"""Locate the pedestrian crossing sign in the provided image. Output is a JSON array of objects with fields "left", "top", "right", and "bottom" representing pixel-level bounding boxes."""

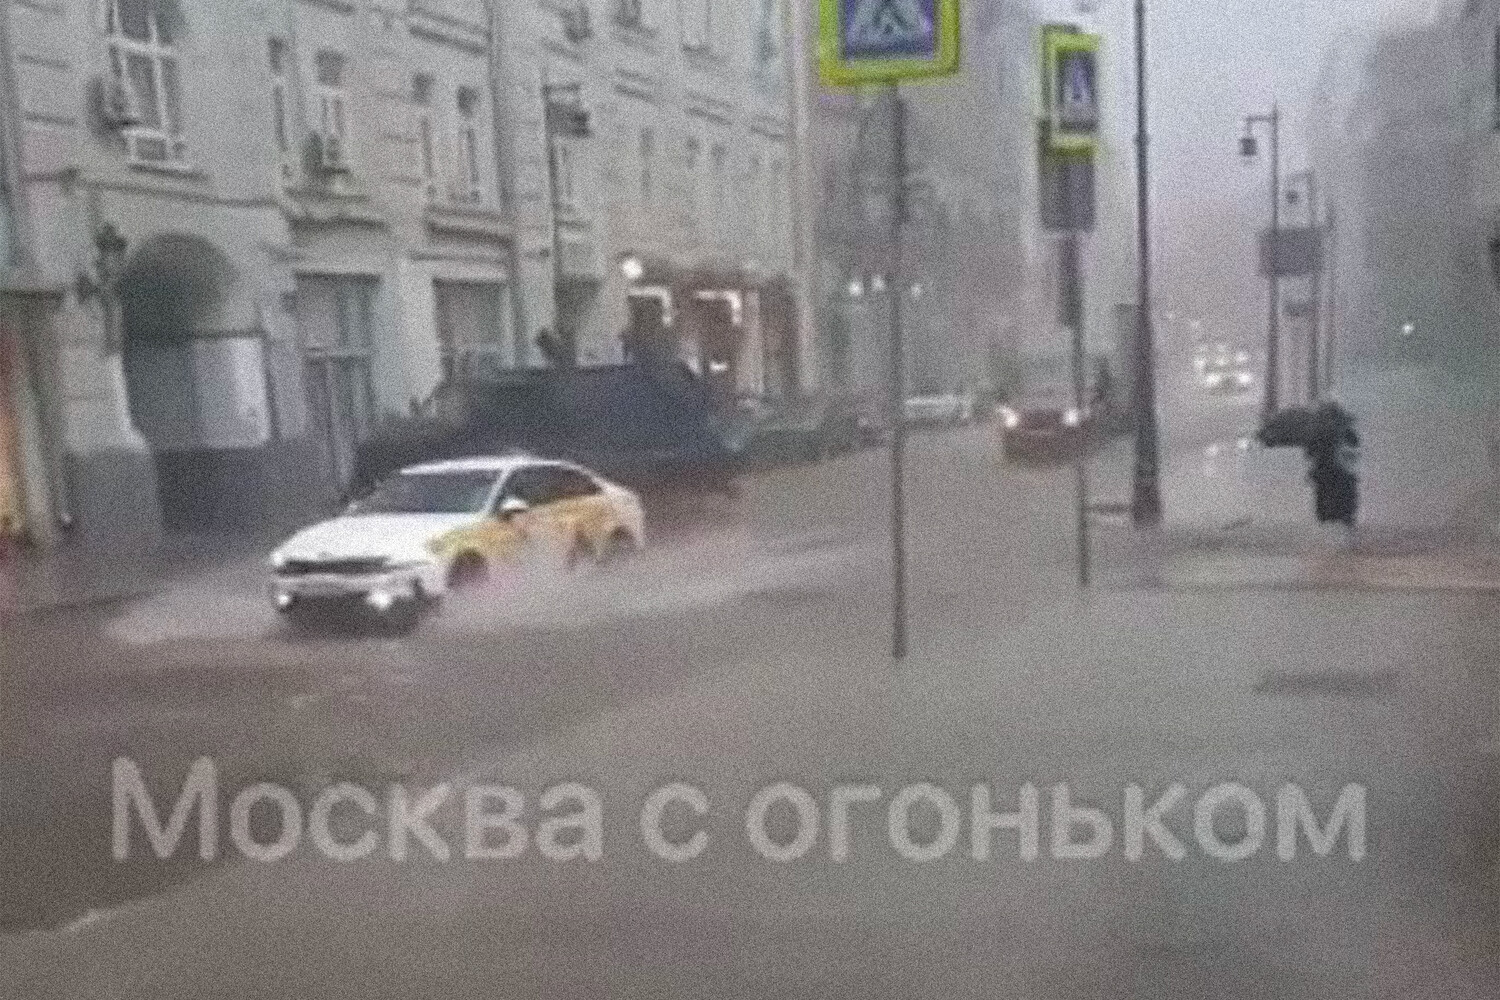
[
  {"left": 819, "top": 0, "right": 961, "bottom": 86},
  {"left": 1042, "top": 26, "right": 1101, "bottom": 156}
]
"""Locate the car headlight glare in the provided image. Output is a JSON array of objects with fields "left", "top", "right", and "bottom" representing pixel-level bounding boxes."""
[
  {"left": 1001, "top": 408, "right": 1020, "bottom": 429},
  {"left": 1063, "top": 408, "right": 1082, "bottom": 427}
]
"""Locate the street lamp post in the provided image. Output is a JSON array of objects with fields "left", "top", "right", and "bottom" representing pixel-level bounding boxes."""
[
  {"left": 1242, "top": 102, "right": 1281, "bottom": 421},
  {"left": 1131, "top": 0, "right": 1163, "bottom": 527}
]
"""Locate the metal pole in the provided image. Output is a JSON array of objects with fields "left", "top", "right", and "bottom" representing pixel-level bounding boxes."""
[
  {"left": 1324, "top": 202, "right": 1338, "bottom": 396},
  {"left": 1131, "top": 0, "right": 1163, "bottom": 527},
  {"left": 888, "top": 83, "right": 908, "bottom": 661},
  {"left": 1062, "top": 232, "right": 1091, "bottom": 587},
  {"left": 1307, "top": 170, "right": 1321, "bottom": 404},
  {"left": 542, "top": 83, "right": 568, "bottom": 365},
  {"left": 1263, "top": 101, "right": 1281, "bottom": 420}
]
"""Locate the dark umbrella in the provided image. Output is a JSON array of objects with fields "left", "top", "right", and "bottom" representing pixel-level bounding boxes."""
[{"left": 1257, "top": 402, "right": 1353, "bottom": 449}]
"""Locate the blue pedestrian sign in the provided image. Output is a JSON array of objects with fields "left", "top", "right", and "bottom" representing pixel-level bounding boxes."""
[
  {"left": 1041, "top": 26, "right": 1100, "bottom": 155},
  {"left": 844, "top": 0, "right": 935, "bottom": 59},
  {"left": 820, "top": 0, "right": 960, "bottom": 86}
]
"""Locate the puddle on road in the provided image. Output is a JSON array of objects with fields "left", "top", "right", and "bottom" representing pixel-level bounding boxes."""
[{"left": 99, "top": 530, "right": 874, "bottom": 648}]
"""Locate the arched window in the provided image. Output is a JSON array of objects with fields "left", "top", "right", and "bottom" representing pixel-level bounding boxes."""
[{"left": 105, "top": 0, "right": 186, "bottom": 165}]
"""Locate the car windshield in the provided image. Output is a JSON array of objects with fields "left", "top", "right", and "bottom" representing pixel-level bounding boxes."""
[{"left": 347, "top": 471, "right": 497, "bottom": 515}]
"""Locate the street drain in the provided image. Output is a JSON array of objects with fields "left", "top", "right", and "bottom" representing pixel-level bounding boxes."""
[{"left": 1253, "top": 670, "right": 1400, "bottom": 698}]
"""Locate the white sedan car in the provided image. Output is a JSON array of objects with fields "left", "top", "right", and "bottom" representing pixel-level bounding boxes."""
[{"left": 268, "top": 455, "right": 645, "bottom": 627}]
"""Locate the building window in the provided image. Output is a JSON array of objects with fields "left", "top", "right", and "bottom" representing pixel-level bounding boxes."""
[
  {"left": 770, "top": 158, "right": 786, "bottom": 243},
  {"left": 684, "top": 136, "right": 702, "bottom": 224},
  {"left": 639, "top": 127, "right": 655, "bottom": 200},
  {"left": 746, "top": 154, "right": 762, "bottom": 237},
  {"left": 436, "top": 281, "right": 511, "bottom": 379},
  {"left": 105, "top": 0, "right": 186, "bottom": 164},
  {"left": 413, "top": 73, "right": 436, "bottom": 195},
  {"left": 313, "top": 50, "right": 349, "bottom": 170},
  {"left": 268, "top": 38, "right": 290, "bottom": 154},
  {"left": 710, "top": 142, "right": 727, "bottom": 228},
  {"left": 455, "top": 85, "right": 483, "bottom": 204},
  {"left": 680, "top": 0, "right": 710, "bottom": 51},
  {"left": 556, "top": 143, "right": 577, "bottom": 209},
  {"left": 754, "top": 0, "right": 782, "bottom": 72},
  {"left": 297, "top": 276, "right": 380, "bottom": 490},
  {"left": 1493, "top": 27, "right": 1500, "bottom": 130}
]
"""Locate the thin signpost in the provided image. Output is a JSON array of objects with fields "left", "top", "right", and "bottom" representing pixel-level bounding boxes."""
[
  {"left": 1040, "top": 23, "right": 1101, "bottom": 588},
  {"left": 819, "top": 0, "right": 961, "bottom": 661}
]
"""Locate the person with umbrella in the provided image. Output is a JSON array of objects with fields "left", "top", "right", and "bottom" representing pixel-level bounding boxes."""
[{"left": 1258, "top": 401, "right": 1360, "bottom": 530}]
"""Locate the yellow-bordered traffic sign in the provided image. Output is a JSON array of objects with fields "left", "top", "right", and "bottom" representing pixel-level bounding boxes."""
[
  {"left": 1041, "top": 25, "right": 1100, "bottom": 156},
  {"left": 819, "top": 0, "right": 961, "bottom": 86}
]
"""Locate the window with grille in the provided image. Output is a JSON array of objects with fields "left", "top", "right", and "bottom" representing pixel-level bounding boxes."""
[
  {"left": 106, "top": 0, "right": 187, "bottom": 165},
  {"left": 313, "top": 51, "right": 349, "bottom": 172},
  {"left": 455, "top": 86, "right": 483, "bottom": 204},
  {"left": 413, "top": 73, "right": 437, "bottom": 197}
]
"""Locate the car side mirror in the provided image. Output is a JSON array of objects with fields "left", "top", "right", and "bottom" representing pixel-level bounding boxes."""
[{"left": 497, "top": 496, "right": 530, "bottom": 520}]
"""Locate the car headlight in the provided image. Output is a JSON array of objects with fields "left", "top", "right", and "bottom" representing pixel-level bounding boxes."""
[
  {"left": 1205, "top": 373, "right": 1224, "bottom": 387},
  {"left": 1063, "top": 408, "right": 1082, "bottom": 427},
  {"left": 1001, "top": 408, "right": 1020, "bottom": 429},
  {"left": 1236, "top": 372, "right": 1253, "bottom": 386}
]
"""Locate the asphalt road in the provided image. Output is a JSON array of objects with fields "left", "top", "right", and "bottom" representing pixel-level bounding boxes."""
[{"left": 2, "top": 365, "right": 1498, "bottom": 998}]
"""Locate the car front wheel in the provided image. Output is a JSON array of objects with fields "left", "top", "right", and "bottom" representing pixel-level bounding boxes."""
[{"left": 446, "top": 552, "right": 490, "bottom": 591}]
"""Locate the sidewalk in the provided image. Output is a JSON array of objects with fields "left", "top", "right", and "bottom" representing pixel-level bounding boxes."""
[
  {"left": 0, "top": 529, "right": 277, "bottom": 618},
  {"left": 1095, "top": 362, "right": 1500, "bottom": 592}
]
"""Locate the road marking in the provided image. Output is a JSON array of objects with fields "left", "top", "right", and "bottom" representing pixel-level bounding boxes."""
[{"left": 60, "top": 906, "right": 125, "bottom": 935}]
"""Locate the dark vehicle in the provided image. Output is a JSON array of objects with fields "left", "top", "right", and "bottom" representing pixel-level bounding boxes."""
[
  {"left": 746, "top": 393, "right": 861, "bottom": 465},
  {"left": 350, "top": 361, "right": 749, "bottom": 500},
  {"left": 999, "top": 388, "right": 1095, "bottom": 462}
]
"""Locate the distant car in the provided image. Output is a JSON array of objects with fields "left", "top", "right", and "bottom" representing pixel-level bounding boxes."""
[
  {"left": 998, "top": 390, "right": 1094, "bottom": 461},
  {"left": 268, "top": 455, "right": 645, "bottom": 630},
  {"left": 904, "top": 388, "right": 976, "bottom": 427},
  {"left": 747, "top": 394, "right": 861, "bottom": 464},
  {"left": 1203, "top": 367, "right": 1256, "bottom": 395}
]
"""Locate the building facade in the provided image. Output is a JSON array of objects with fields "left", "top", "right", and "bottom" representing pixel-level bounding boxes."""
[
  {"left": 802, "top": 0, "right": 1037, "bottom": 405},
  {"left": 1, "top": 0, "right": 808, "bottom": 550},
  {"left": 495, "top": 0, "right": 804, "bottom": 401}
]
